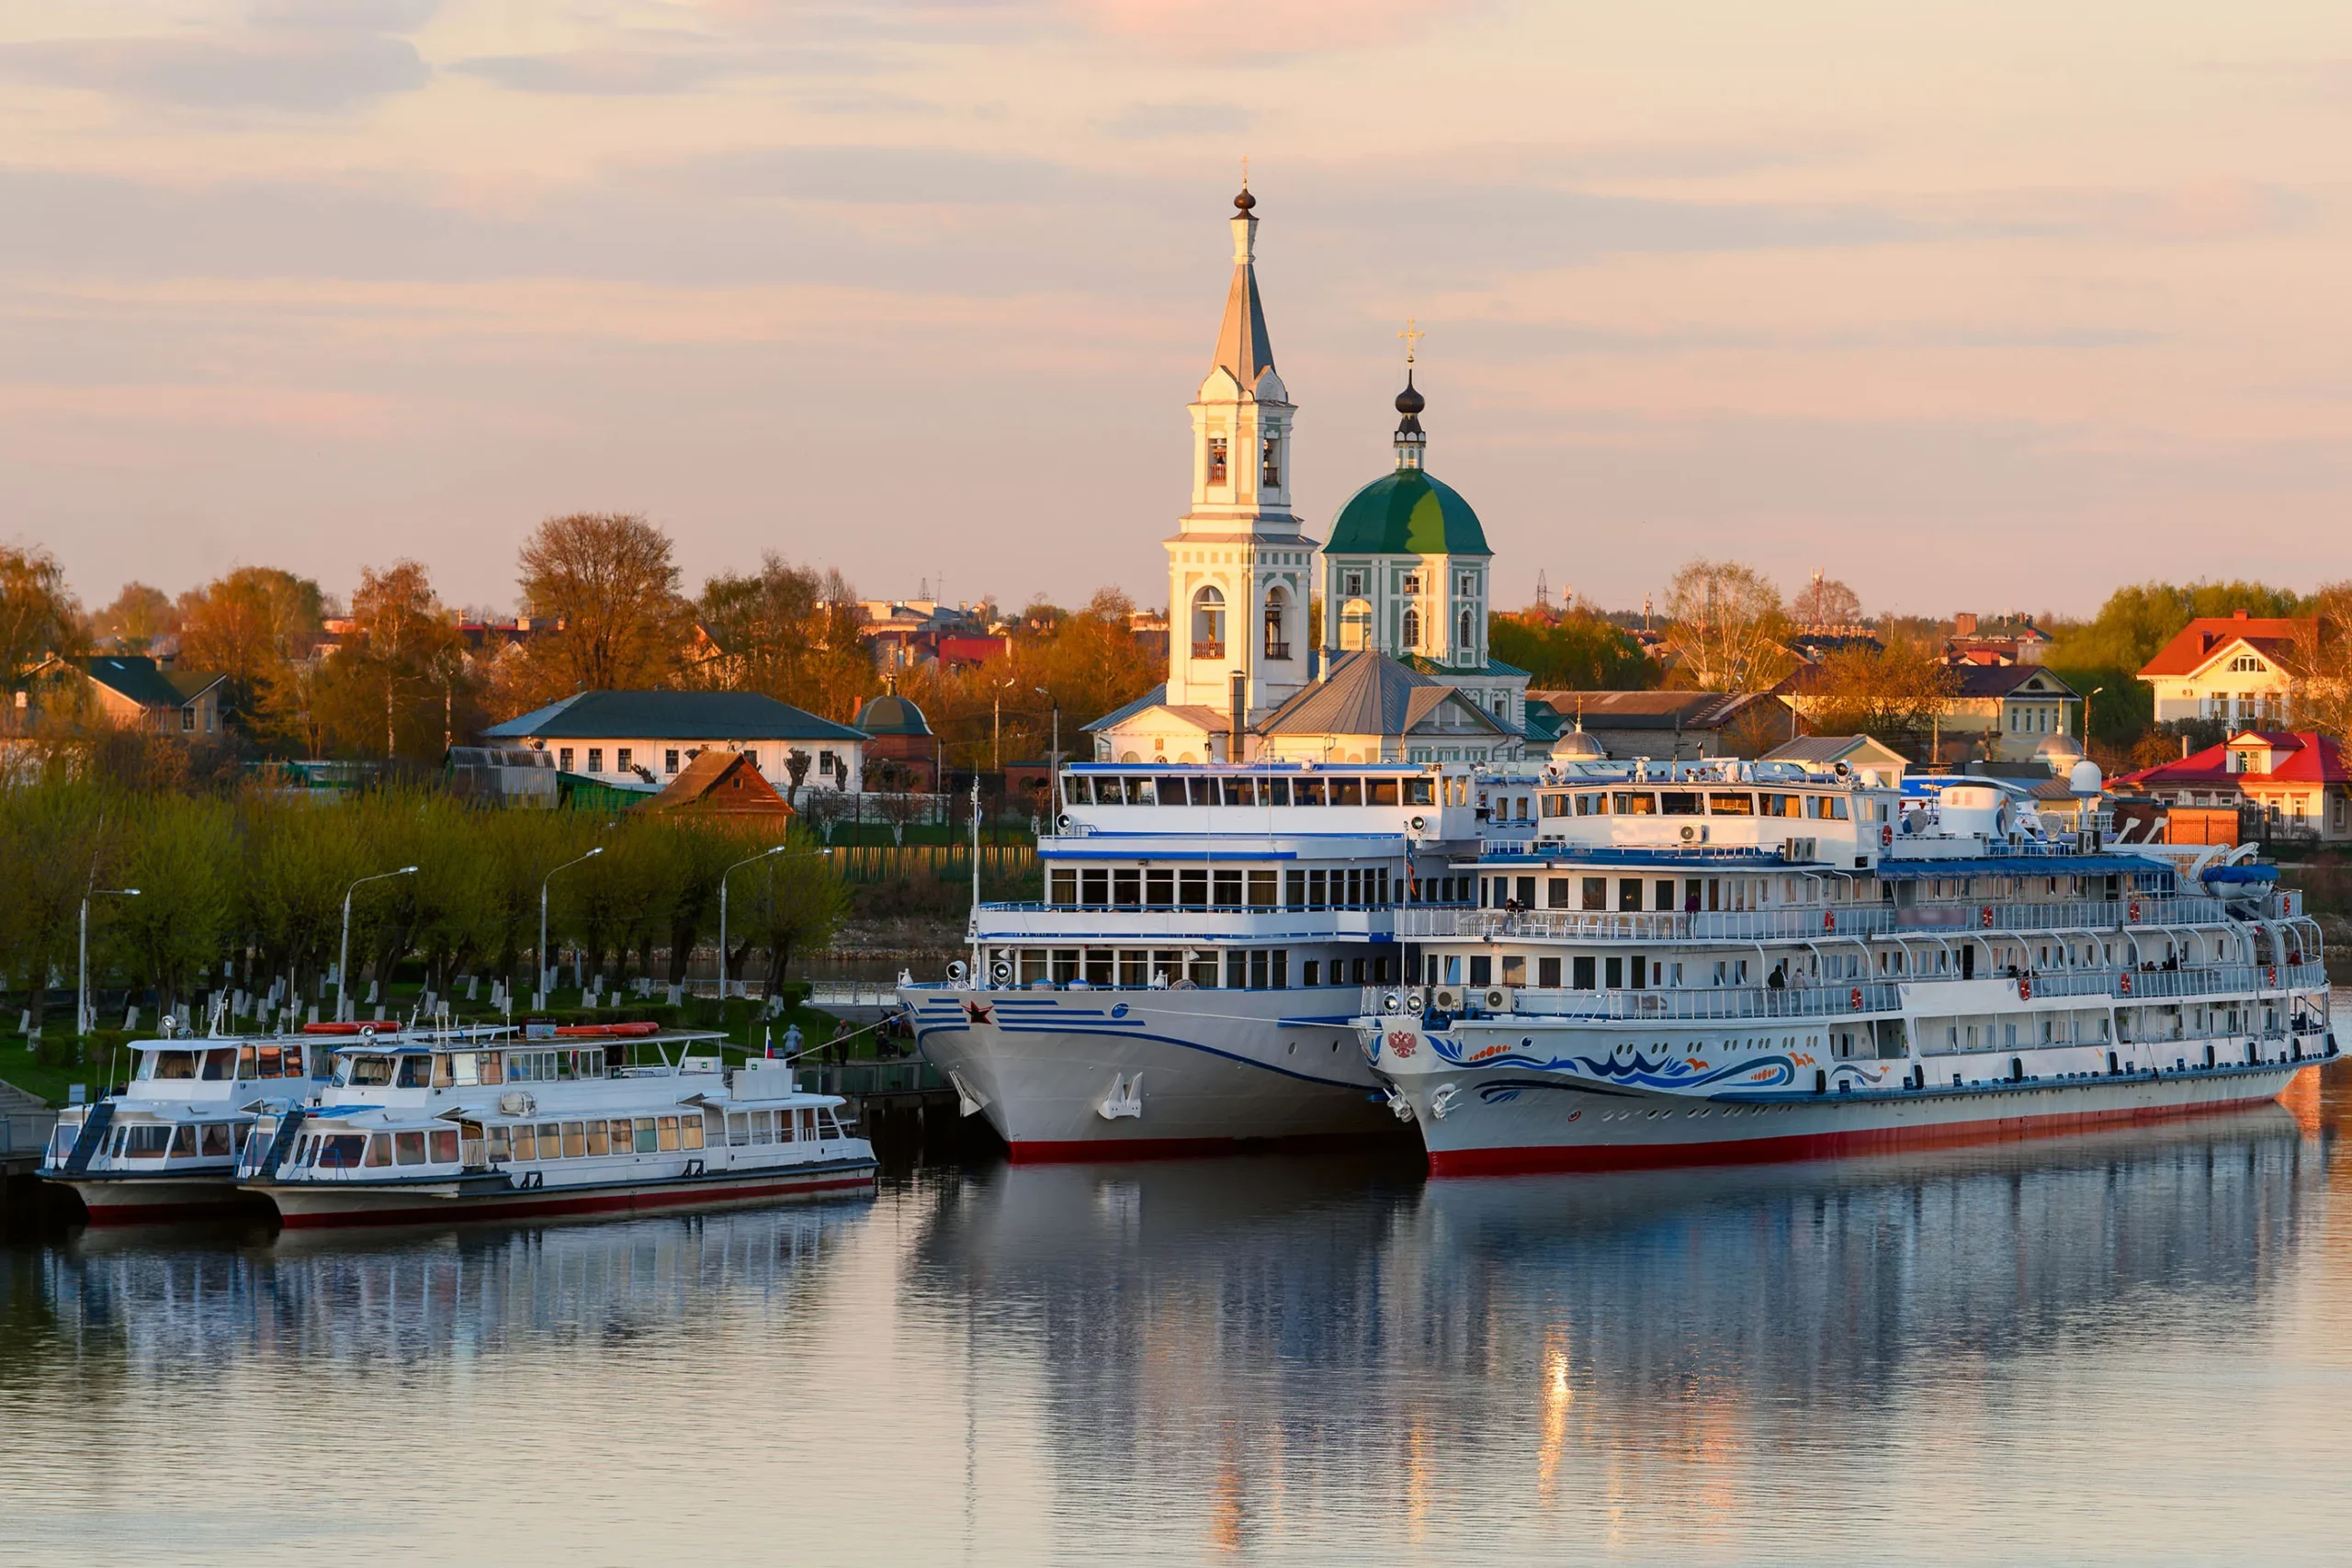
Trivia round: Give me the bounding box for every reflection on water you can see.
[8,1077,2352,1564]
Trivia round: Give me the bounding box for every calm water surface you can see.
[8,1073,2352,1566]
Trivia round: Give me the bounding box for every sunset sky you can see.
[7,0,2352,620]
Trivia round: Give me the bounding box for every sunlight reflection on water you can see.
[7,1072,2352,1565]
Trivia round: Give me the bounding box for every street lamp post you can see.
[339,866,420,1022]
[78,887,140,1036]
[719,847,831,1002]
[538,847,604,1009]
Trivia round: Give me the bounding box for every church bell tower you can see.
[1163,182,1317,724]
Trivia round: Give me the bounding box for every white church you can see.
[1089,185,1531,766]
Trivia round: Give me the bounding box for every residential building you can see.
[481,690,869,797]
[644,750,795,818]
[1943,611,2051,667]
[1758,734,1908,788]
[17,655,226,737]
[1533,690,1787,762]
[2137,610,2311,726]
[2114,729,2352,841]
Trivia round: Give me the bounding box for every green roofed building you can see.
[1318,370,1528,741]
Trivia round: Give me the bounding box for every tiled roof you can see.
[2117,730,2350,789]
[482,690,866,743]
[1259,650,1509,739]
[79,656,220,710]
[1083,684,1168,734]
[2138,616,2312,677]
[1527,689,1758,731]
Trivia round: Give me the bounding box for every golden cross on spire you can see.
[1398,317,1424,367]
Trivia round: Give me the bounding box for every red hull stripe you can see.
[1427,1091,2285,1177]
[274,1174,875,1229]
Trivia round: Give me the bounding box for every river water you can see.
[7,1074,2352,1565]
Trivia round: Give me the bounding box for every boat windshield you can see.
[335,1055,397,1088]
[137,1051,199,1081]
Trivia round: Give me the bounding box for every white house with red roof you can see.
[2115,728,2352,840]
[2137,610,2312,727]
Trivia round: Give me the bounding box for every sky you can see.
[6,1,2352,624]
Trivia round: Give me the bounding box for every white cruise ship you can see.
[1352,758,2333,1172]
[905,761,1504,1157]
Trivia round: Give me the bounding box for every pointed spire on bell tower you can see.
[1214,169,1275,388]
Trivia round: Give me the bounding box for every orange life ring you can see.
[2018,976,2033,1001]
[1980,906,1996,930]
[1823,910,1837,933]
[2119,973,2132,996]
[1849,987,1863,1011]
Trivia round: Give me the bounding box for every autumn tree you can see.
[90,582,180,652]
[693,554,876,720]
[1660,560,1793,694]
[505,513,690,708]
[311,560,475,759]
[1795,639,1959,750]
[2286,581,2352,740]
[176,567,328,732]
[0,544,85,677]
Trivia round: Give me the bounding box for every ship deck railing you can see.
[1398,896,2237,945]
[1360,962,2328,1025]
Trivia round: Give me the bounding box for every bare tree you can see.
[1792,571,1863,630]
[1660,560,1793,694]
[2286,581,2352,738]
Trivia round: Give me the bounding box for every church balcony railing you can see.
[1264,641,1293,660]
[1192,641,1225,660]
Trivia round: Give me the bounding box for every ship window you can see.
[450,1053,480,1087]
[201,1049,233,1080]
[1147,869,1175,907]
[1213,870,1243,907]
[166,1124,197,1157]
[1120,952,1149,987]
[1369,779,1400,806]
[1113,869,1141,908]
[1081,869,1108,907]
[1331,779,1364,806]
[1760,794,1800,818]
[1052,949,1080,984]
[1179,870,1207,908]
[120,1124,172,1159]
[1156,775,1189,806]
[682,1116,705,1151]
[634,1118,659,1154]
[319,1134,367,1168]
[587,1122,611,1156]
[1406,778,1434,806]
[365,1134,394,1167]
[1605,957,1624,988]
[658,1116,681,1151]
[1223,777,1254,806]
[562,1122,586,1158]
[431,1129,458,1163]
[1250,951,1270,989]
[394,1132,427,1166]
[1707,793,1754,816]
[1582,878,1606,911]
[396,1055,432,1088]
[750,1111,773,1145]
[1248,870,1277,908]
[1539,957,1562,988]
[1611,792,1656,815]
[1468,956,1492,986]
[1660,791,1702,816]
[1050,869,1077,906]
[150,1051,197,1080]
[1657,879,1677,910]
[1085,950,1114,986]
[1547,877,1570,908]
[1620,878,1643,911]
[1294,777,1327,806]
[1308,870,1329,906]
[1227,952,1248,989]
[432,1055,455,1088]
[1502,956,1526,987]
[200,1123,234,1157]
[1189,952,1220,987]
[512,1125,538,1160]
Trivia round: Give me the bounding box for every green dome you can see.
[1325,468,1490,557]
[854,693,933,738]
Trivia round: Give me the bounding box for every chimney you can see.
[1953,612,1978,637]
[1229,671,1247,763]
[2233,608,2249,620]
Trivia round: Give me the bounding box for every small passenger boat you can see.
[237,1024,877,1228]
[41,1026,328,1223]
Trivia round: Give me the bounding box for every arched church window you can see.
[1263,588,1291,660]
[1192,586,1226,659]
[1340,598,1372,652]
[1400,607,1420,650]
[1261,436,1281,488]
[1459,608,1476,653]
[1206,436,1228,485]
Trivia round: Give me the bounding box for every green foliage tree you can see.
[111,794,234,1024]
[0,769,121,1036]
[0,544,85,678]
[693,555,877,721]
[2042,580,2306,673]
[1489,612,1652,690]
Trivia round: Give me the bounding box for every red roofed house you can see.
[2116,729,2352,841]
[2138,610,2312,728]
